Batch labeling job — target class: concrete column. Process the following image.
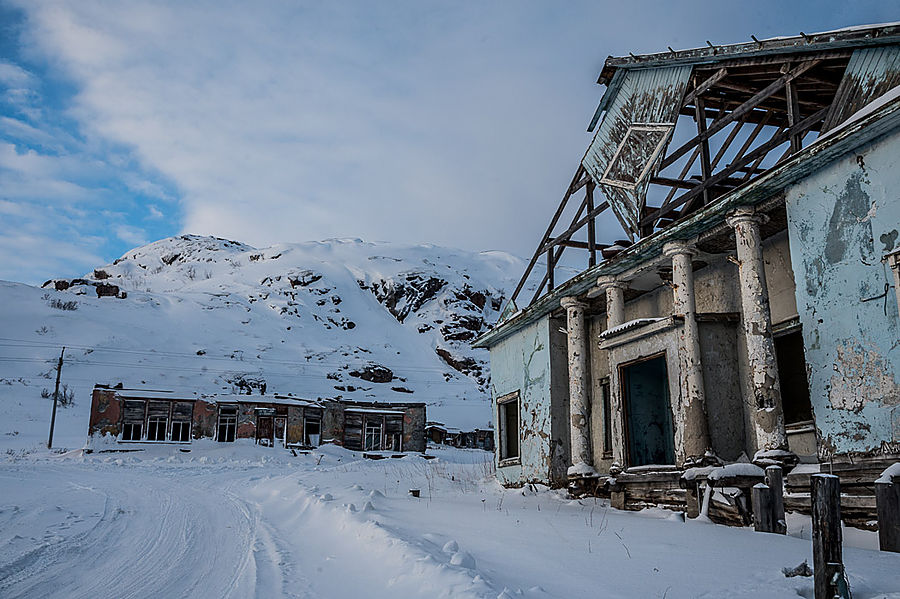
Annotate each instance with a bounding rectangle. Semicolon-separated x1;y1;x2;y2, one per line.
596;276;629;469
726;207;790;455
597;276;627;329
560;296;596;478
663;241;712;466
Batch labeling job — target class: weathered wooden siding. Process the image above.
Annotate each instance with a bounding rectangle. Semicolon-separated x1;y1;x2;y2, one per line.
785;128;900;455
582;65;693;236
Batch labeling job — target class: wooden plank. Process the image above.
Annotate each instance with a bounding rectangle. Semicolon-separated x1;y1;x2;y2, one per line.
786;79;802;153
508;165;585;305
876;478;900;552
752;484;775;532
767;465;787;534
586;182;596;267
694;96;712;206
659;60;820;169
681;67;727;108
811;475;844;599
643;106;827;225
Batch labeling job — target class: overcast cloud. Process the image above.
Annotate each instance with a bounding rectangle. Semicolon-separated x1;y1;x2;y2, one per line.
0;1;896;284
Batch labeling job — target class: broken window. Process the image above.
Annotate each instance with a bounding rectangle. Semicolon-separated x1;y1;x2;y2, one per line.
217;405;237;442
171;421;191;442
121;422;143;441
121;399;146;441
600;124;673;190
344;412;364;450
385;415;403;451
147;416;167;441
146;401;170;442
774;330;813;425
304;417;321;446
498;391;520;461
600;378;613;458
364;420;383;451
171;401;193;443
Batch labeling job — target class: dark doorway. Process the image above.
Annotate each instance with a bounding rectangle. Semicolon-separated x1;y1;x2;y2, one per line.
256;416;274;446
774;330;813;425
622;354;675;466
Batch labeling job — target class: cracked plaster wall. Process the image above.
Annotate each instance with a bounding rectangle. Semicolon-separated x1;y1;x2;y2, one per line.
490;316;568;485
786;129;900;455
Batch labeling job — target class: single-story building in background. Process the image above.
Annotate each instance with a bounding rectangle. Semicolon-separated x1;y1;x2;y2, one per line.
88;385;426;452
425;421;495;451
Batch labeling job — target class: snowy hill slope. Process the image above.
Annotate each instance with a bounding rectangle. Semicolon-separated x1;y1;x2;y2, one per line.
0;236;533;450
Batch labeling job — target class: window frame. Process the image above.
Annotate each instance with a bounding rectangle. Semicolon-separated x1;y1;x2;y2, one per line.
599;123;675;191
497;390;521;466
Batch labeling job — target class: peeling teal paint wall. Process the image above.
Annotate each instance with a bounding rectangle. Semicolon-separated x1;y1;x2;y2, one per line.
785;129;900;455
490;316;553;485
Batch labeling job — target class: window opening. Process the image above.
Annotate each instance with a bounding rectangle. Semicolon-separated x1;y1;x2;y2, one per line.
774;330;813;425
304;418;321;446
217;405;237;442
498;391;520;461
121;399;146;441
364;420;383;451
600;123;674;190
600;378;613;457
147;416;168;441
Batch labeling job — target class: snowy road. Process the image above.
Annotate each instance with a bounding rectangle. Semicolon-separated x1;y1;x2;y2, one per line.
1;444;899;599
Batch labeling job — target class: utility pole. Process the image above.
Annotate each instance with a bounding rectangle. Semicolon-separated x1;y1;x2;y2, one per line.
47;346;65;449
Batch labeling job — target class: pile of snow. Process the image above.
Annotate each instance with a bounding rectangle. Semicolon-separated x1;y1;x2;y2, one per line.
0;235;536;451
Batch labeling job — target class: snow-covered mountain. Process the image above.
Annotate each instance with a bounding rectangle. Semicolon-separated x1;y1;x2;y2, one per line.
0;235;532;450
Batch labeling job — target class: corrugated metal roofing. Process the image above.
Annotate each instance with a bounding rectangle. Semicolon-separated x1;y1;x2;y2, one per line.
823;45;900;130
597;22;900;83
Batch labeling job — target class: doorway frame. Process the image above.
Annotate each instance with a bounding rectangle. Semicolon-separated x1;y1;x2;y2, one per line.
617;350;675;468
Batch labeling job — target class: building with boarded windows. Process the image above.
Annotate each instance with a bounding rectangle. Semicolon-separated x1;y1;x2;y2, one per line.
88;385;426;452
474;24;900;525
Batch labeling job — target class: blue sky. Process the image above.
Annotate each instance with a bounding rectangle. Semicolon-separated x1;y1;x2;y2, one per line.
1;1;897;284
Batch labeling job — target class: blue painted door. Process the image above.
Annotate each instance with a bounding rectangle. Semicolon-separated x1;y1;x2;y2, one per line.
623;355;675;466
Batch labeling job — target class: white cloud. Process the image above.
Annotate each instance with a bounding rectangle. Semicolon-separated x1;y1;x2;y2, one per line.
7;0;897;272
114;224;147;247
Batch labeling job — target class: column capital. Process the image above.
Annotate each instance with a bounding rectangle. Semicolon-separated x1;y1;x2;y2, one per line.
595;275;629;291
559;296;587;310
726;206;769;228
662;240;698;259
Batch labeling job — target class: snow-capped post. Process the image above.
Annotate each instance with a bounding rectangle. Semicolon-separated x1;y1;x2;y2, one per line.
875;464;900;552
47;346;65;450
811;474;848;599
751;483;774;533
766;465;786;534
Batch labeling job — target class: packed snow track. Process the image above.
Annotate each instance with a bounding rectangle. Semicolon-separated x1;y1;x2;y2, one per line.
1;444;898;599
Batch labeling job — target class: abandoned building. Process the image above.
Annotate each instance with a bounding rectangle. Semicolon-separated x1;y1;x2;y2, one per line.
426;421;495;451
88;385;427;452
474;24;900;525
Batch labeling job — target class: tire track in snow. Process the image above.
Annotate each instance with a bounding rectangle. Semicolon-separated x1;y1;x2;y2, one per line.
0;465;262;599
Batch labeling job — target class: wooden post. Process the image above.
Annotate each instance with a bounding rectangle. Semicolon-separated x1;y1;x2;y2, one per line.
752;483;775;532
876;474;900;553
811;474;844;599
47;346;65;450
546;248;554;292
766;465;786;534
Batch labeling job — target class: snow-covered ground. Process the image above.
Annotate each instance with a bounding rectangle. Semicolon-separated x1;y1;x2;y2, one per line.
2;444;898;599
